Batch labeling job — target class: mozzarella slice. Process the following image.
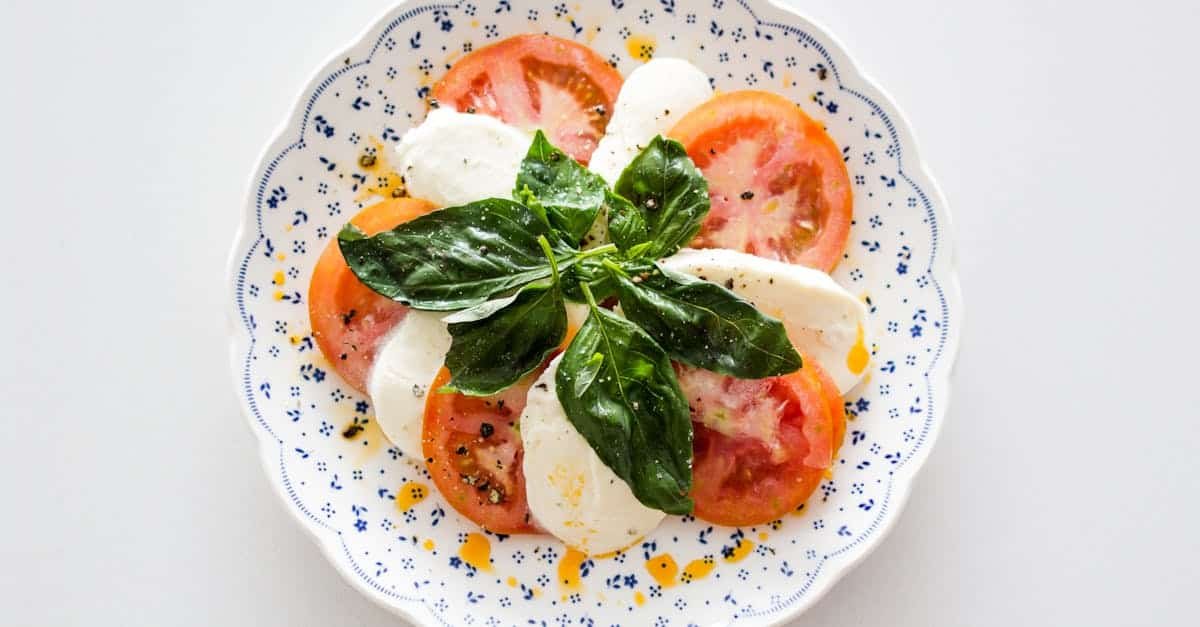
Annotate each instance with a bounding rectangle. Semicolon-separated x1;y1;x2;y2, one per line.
394;108;531;207
370;304;590;459
369;311;453;459
660;248;873;394
521;354;664;554
588;58;712;185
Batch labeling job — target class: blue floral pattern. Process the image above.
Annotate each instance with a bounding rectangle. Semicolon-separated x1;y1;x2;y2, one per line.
227;1;960;625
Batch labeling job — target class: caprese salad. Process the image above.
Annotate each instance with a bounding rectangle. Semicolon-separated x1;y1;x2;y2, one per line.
308;34;870;554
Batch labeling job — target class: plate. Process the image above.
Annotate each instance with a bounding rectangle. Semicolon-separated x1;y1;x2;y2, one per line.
226;1;961;624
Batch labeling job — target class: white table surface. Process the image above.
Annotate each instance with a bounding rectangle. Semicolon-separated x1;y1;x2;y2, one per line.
2;0;1198;624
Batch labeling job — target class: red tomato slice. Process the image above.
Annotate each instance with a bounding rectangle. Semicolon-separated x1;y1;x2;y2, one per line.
678;358;846;527
432;34;623;164
422;366;539;534
308;198;436;393
669;90;853;272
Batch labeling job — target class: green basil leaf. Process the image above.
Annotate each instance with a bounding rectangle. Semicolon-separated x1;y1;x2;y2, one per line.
337;198;576;311
603;190;649;253
514;130;608;244
556;305;693;514
562;256;617;303
441;291;523;325
515;185;551;228
612;264;802;378
573;352;605;397
622;240;657;260
611;135;710;258
443;282;567;396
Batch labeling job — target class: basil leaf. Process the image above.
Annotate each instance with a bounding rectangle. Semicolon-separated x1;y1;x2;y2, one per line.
611;136;710;258
338;198;576;311
444;282;567;396
441;291;523;324
514;130;607;244
603;190;649;253
613;264;802;378
562;256;617;303
556;304;693;514
563;257;657;304
573;352;605;398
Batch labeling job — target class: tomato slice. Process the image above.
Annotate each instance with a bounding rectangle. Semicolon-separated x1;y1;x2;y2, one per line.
308;198;436;393
422;366;539;534
678;358;846;527
432;34;623;164
669;91;853;272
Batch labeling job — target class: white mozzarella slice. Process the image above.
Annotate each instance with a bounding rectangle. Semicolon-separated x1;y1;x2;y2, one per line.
369;304;590;459
368;311;452;459
660;248;873;394
394;108;531;207
587;58;712;185
521;355;664;554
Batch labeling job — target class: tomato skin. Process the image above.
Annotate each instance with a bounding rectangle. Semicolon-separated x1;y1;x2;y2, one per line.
421;320;584;534
812;360;847;454
669;90;853;272
422;367;539;534
432;34;623;164
681;358;846;527
308;198;436;393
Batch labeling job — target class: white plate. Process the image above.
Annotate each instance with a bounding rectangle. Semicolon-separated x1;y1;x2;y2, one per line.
227;1;961;624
